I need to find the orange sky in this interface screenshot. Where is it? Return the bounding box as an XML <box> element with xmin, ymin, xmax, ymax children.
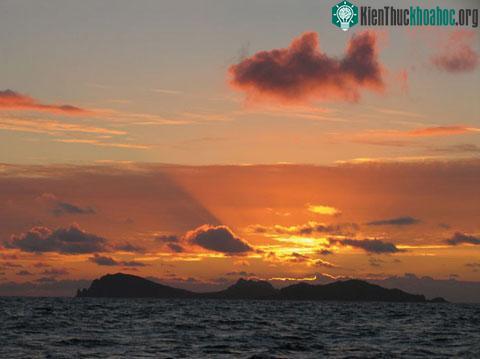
<box><xmin>0</xmin><ymin>1</ymin><xmax>479</xmax><ymax>295</ymax></box>
<box><xmin>1</xmin><ymin>161</ymin><xmax>479</xmax><ymax>291</ymax></box>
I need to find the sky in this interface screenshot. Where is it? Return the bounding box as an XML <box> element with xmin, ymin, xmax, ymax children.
<box><xmin>0</xmin><ymin>0</ymin><xmax>479</xmax><ymax>297</ymax></box>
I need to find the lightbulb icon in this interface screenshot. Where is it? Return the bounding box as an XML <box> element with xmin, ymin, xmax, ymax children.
<box><xmin>337</xmin><ymin>5</ymin><xmax>353</xmax><ymax>31</ymax></box>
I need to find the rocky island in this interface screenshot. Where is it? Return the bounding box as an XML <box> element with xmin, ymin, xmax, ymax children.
<box><xmin>77</xmin><ymin>273</ymin><xmax>447</xmax><ymax>303</ymax></box>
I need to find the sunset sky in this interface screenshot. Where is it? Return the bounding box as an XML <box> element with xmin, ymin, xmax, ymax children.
<box><xmin>0</xmin><ymin>0</ymin><xmax>479</xmax><ymax>296</ymax></box>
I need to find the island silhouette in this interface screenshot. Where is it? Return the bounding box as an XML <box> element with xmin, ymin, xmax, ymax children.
<box><xmin>77</xmin><ymin>273</ymin><xmax>447</xmax><ymax>302</ymax></box>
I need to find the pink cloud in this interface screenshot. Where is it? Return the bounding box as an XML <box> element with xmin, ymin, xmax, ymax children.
<box><xmin>0</xmin><ymin>89</ymin><xmax>88</xmax><ymax>115</ymax></box>
<box><xmin>431</xmin><ymin>30</ymin><xmax>479</xmax><ymax>73</ymax></box>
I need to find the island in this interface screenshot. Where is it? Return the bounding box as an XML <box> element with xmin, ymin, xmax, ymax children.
<box><xmin>76</xmin><ymin>273</ymin><xmax>447</xmax><ymax>302</ymax></box>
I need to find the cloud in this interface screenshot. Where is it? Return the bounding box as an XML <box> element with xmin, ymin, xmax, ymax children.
<box><xmin>52</xmin><ymin>201</ymin><xmax>95</xmax><ymax>216</ymax></box>
<box><xmin>155</xmin><ymin>235</ymin><xmax>180</xmax><ymax>243</ymax></box>
<box><xmin>89</xmin><ymin>254</ymin><xmax>117</xmax><ymax>266</ymax></box>
<box><xmin>89</xmin><ymin>254</ymin><xmax>146</xmax><ymax>267</ymax></box>
<box><xmin>229</xmin><ymin>31</ymin><xmax>384</xmax><ymax>103</ymax></box>
<box><xmin>432</xmin><ymin>30</ymin><xmax>478</xmax><ymax>73</ymax></box>
<box><xmin>154</xmin><ymin>234</ymin><xmax>185</xmax><ymax>253</ymax></box>
<box><xmin>184</xmin><ymin>224</ymin><xmax>253</xmax><ymax>254</ymax></box>
<box><xmin>338</xmin><ymin>126</ymin><xmax>480</xmax><ymax>148</ymax></box>
<box><xmin>367</xmin><ymin>216</ymin><xmax>420</xmax><ymax>226</ymax></box>
<box><xmin>407</xmin><ymin>126</ymin><xmax>480</xmax><ymax>137</ymax></box>
<box><xmin>0</xmin><ymin>89</ymin><xmax>87</xmax><ymax>115</ymax></box>
<box><xmin>314</xmin><ymin>259</ymin><xmax>337</xmax><ymax>268</ymax></box>
<box><xmin>317</xmin><ymin>249</ymin><xmax>334</xmax><ymax>255</ymax></box>
<box><xmin>336</xmin><ymin>239</ymin><xmax>403</xmax><ymax>254</ymax></box>
<box><xmin>114</xmin><ymin>243</ymin><xmax>145</xmax><ymax>253</ymax></box>
<box><xmin>283</xmin><ymin>253</ymin><xmax>338</xmax><ymax>268</ymax></box>
<box><xmin>167</xmin><ymin>243</ymin><xmax>185</xmax><ymax>253</ymax></box>
<box><xmin>0</xmin><ymin>117</ymin><xmax>126</xmax><ymax>136</ymax></box>
<box><xmin>54</xmin><ymin>139</ymin><xmax>150</xmax><ymax>150</ymax></box>
<box><xmin>446</xmin><ymin>232</ymin><xmax>480</xmax><ymax>246</ymax></box>
<box><xmin>288</xmin><ymin>252</ymin><xmax>310</xmax><ymax>263</ymax></box>
<box><xmin>250</xmin><ymin>221</ymin><xmax>358</xmax><ymax>237</ymax></box>
<box><xmin>5</xmin><ymin>225</ymin><xmax>108</xmax><ymax>254</ymax></box>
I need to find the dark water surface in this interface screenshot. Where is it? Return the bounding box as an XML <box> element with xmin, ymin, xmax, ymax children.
<box><xmin>0</xmin><ymin>297</ymin><xmax>479</xmax><ymax>358</ymax></box>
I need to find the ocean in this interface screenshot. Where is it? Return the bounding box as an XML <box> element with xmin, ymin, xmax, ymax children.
<box><xmin>1</xmin><ymin>297</ymin><xmax>479</xmax><ymax>358</ymax></box>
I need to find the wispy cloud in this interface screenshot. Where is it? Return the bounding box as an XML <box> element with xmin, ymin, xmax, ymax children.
<box><xmin>0</xmin><ymin>89</ymin><xmax>88</xmax><ymax>115</ymax></box>
<box><xmin>54</xmin><ymin>139</ymin><xmax>150</xmax><ymax>150</ymax></box>
<box><xmin>152</xmin><ymin>88</ymin><xmax>182</xmax><ymax>95</ymax></box>
<box><xmin>334</xmin><ymin>125</ymin><xmax>480</xmax><ymax>148</ymax></box>
<box><xmin>407</xmin><ymin>126</ymin><xmax>480</xmax><ymax>137</ymax></box>
<box><xmin>0</xmin><ymin>117</ymin><xmax>126</xmax><ymax>136</ymax></box>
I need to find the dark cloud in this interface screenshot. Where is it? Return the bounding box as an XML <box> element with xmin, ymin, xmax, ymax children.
<box><xmin>229</xmin><ymin>31</ymin><xmax>384</xmax><ymax>103</ymax></box>
<box><xmin>52</xmin><ymin>202</ymin><xmax>95</xmax><ymax>216</ymax></box>
<box><xmin>154</xmin><ymin>234</ymin><xmax>184</xmax><ymax>253</ymax></box>
<box><xmin>88</xmin><ymin>254</ymin><xmax>146</xmax><ymax>267</ymax></box>
<box><xmin>89</xmin><ymin>254</ymin><xmax>117</xmax><ymax>266</ymax></box>
<box><xmin>0</xmin><ymin>89</ymin><xmax>87</xmax><ymax>114</ymax></box>
<box><xmin>167</xmin><ymin>243</ymin><xmax>185</xmax><ymax>253</ymax></box>
<box><xmin>155</xmin><ymin>235</ymin><xmax>179</xmax><ymax>243</ymax></box>
<box><xmin>5</xmin><ymin>225</ymin><xmax>108</xmax><ymax>254</ymax></box>
<box><xmin>336</xmin><ymin>239</ymin><xmax>403</xmax><ymax>254</ymax></box>
<box><xmin>317</xmin><ymin>249</ymin><xmax>334</xmax><ymax>255</ymax></box>
<box><xmin>114</xmin><ymin>243</ymin><xmax>145</xmax><ymax>253</ymax></box>
<box><xmin>185</xmin><ymin>225</ymin><xmax>253</xmax><ymax>254</ymax></box>
<box><xmin>446</xmin><ymin>232</ymin><xmax>480</xmax><ymax>246</ymax></box>
<box><xmin>289</xmin><ymin>252</ymin><xmax>310</xmax><ymax>263</ymax></box>
<box><xmin>431</xmin><ymin>30</ymin><xmax>478</xmax><ymax>73</ymax></box>
<box><xmin>367</xmin><ymin>216</ymin><xmax>420</xmax><ymax>226</ymax></box>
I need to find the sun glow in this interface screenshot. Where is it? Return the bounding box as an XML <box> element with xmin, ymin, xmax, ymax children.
<box><xmin>307</xmin><ymin>204</ymin><xmax>341</xmax><ymax>216</ymax></box>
